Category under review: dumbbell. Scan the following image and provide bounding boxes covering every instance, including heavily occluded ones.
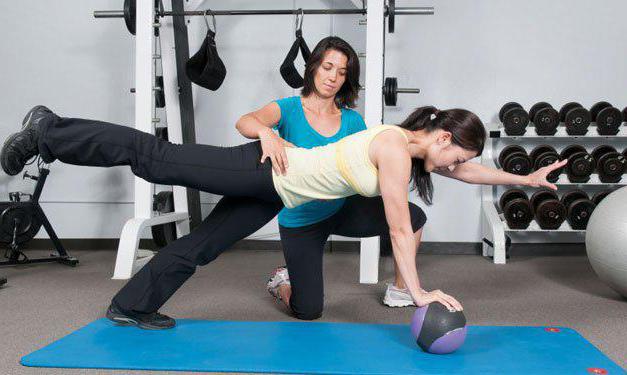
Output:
[591,145,626,183]
[560,145,594,183]
[559,102,591,135]
[499,102,529,136]
[499,189,534,229]
[498,145,532,175]
[560,190,595,230]
[529,102,559,135]
[591,190,613,205]
[590,101,622,135]
[530,189,567,230]
[529,145,562,182]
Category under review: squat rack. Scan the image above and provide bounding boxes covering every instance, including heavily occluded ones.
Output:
[98,0,433,284]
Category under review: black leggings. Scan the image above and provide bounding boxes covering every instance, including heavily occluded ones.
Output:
[280,195,426,320]
[37,115,426,319]
[38,115,280,203]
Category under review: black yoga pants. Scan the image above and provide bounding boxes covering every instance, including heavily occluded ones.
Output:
[280,195,426,320]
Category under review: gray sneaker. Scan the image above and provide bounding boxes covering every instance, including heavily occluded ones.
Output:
[267,266,290,302]
[382,283,416,307]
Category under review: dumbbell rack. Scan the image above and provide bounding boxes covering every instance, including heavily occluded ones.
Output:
[481,123,627,264]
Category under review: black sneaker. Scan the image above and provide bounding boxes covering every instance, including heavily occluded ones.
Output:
[1,105,53,175]
[106,302,176,330]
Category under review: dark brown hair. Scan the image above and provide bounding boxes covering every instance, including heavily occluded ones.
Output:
[398,106,486,205]
[301,36,360,108]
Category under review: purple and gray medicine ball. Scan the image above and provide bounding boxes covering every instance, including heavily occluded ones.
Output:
[410,303,467,354]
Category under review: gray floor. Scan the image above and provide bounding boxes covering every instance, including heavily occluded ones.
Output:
[1,248,625,374]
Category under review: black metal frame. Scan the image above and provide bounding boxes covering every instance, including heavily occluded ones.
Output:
[0,168,78,267]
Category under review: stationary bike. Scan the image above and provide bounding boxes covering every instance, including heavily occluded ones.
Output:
[0,159,78,267]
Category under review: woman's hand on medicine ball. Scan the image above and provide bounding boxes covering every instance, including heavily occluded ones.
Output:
[259,128,291,175]
[414,289,463,312]
[526,159,567,191]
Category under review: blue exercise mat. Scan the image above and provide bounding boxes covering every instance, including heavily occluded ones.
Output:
[21,319,624,374]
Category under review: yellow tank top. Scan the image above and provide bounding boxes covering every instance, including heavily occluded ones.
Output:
[272,125,409,208]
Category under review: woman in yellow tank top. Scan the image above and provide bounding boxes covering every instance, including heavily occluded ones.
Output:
[3,104,564,316]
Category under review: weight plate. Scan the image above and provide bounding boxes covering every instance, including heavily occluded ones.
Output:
[503,199,533,229]
[503,152,532,175]
[530,145,557,164]
[566,152,594,182]
[498,145,527,167]
[591,190,612,205]
[387,0,395,33]
[564,107,591,135]
[535,200,567,230]
[502,107,529,136]
[124,0,136,36]
[597,153,625,182]
[623,106,627,124]
[383,77,397,106]
[499,188,528,210]
[151,191,177,248]
[596,106,622,135]
[567,198,595,230]
[499,102,523,122]
[560,189,588,208]
[591,145,617,163]
[590,101,611,121]
[529,102,551,122]
[560,145,587,160]
[535,152,562,182]
[530,189,559,212]
[559,102,582,122]
[533,107,559,135]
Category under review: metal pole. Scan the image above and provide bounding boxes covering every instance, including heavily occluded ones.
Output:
[94,7,434,18]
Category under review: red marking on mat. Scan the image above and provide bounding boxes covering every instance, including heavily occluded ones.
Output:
[587,368,607,374]
[544,327,560,333]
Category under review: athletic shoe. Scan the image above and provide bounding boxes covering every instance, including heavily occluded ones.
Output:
[106,302,176,330]
[1,105,53,175]
[266,265,290,302]
[382,283,416,307]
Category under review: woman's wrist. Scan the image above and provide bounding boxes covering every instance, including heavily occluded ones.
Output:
[257,126,273,139]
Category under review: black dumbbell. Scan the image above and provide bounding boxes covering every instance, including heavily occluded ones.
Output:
[499,189,534,229]
[529,102,559,136]
[559,102,591,135]
[499,102,529,136]
[529,145,562,182]
[591,190,612,206]
[498,145,532,175]
[591,145,626,183]
[530,189,567,230]
[623,106,627,125]
[560,145,594,183]
[590,101,622,135]
[560,190,595,230]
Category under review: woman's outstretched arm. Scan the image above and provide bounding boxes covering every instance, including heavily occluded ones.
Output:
[434,159,568,190]
[376,133,463,311]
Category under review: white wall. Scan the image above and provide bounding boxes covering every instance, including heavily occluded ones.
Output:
[1,0,626,243]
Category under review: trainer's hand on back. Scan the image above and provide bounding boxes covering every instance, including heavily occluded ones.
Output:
[259,128,290,175]
[414,289,463,312]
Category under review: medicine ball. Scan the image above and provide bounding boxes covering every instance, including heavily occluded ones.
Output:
[410,303,467,354]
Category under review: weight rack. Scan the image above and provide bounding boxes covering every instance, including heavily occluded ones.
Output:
[481,120,627,264]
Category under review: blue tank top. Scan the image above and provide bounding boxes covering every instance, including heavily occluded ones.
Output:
[274,96,367,227]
